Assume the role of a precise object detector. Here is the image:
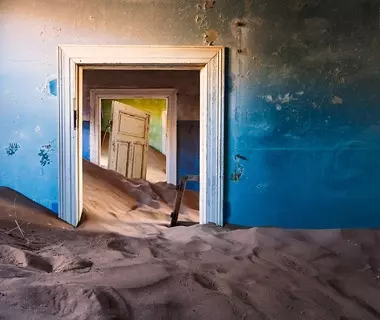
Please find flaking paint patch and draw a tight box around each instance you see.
[203,29,218,45]
[5,143,20,156]
[259,92,301,106]
[204,0,216,9]
[36,77,58,98]
[332,96,343,104]
[38,138,56,175]
[48,79,57,96]
[231,154,248,182]
[195,4,209,31]
[35,126,41,135]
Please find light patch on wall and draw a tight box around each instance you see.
[332,95,343,104]
[259,91,305,107]
[13,130,29,141]
[18,132,27,140]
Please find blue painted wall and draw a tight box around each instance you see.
[224,1,380,228]
[82,121,91,161]
[1,0,380,228]
[177,121,200,191]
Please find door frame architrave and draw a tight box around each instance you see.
[57,45,225,227]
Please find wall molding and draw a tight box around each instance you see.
[57,45,225,227]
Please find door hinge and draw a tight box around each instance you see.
[73,97,78,130]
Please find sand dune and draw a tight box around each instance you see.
[0,163,379,319]
[82,159,199,234]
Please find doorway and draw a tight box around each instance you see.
[57,45,225,227]
[100,100,165,183]
[88,88,178,185]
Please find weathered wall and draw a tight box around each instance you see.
[82,70,200,121]
[82,69,201,186]
[1,0,380,228]
[177,121,200,192]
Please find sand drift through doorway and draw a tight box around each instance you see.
[89,88,177,185]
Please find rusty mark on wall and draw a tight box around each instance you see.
[231,19,248,54]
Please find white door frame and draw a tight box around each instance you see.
[57,45,225,227]
[161,109,167,155]
[88,88,177,185]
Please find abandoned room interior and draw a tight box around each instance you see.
[1,0,380,319]
[81,69,201,227]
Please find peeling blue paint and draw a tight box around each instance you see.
[231,154,247,182]
[5,143,20,156]
[48,79,57,96]
[38,139,56,175]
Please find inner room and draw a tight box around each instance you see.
[99,98,167,183]
[81,69,200,225]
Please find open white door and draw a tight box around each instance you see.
[108,101,150,179]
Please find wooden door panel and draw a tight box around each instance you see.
[114,141,130,176]
[131,143,144,178]
[108,101,150,179]
[119,113,147,138]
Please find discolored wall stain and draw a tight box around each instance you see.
[231,154,248,182]
[203,29,218,45]
[332,96,343,105]
[204,0,216,9]
[38,139,56,175]
[5,143,20,156]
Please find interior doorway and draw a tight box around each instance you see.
[99,100,165,183]
[57,45,225,227]
[88,88,178,185]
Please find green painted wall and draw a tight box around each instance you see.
[101,99,166,153]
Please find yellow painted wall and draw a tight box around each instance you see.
[101,99,166,152]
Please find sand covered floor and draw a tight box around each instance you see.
[0,162,379,319]
[0,215,379,319]
[81,159,199,234]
